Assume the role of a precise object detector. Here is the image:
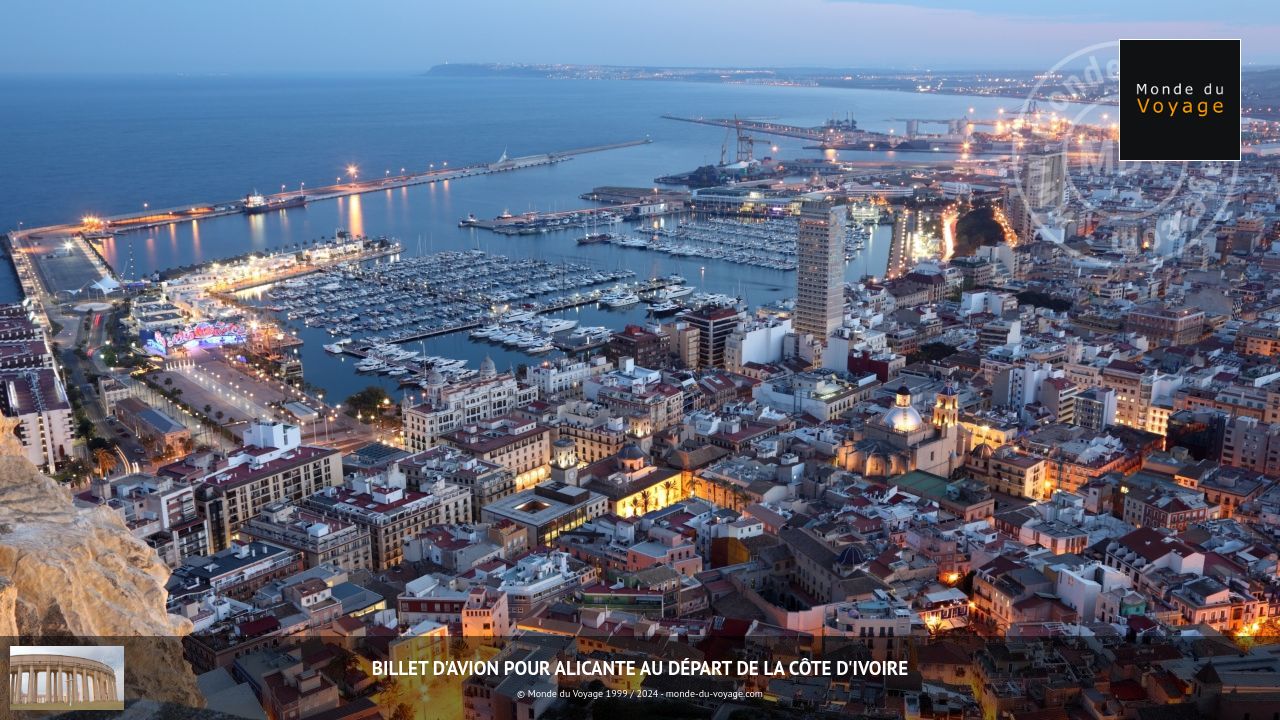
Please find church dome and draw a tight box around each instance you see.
[480,355,497,378]
[881,405,923,432]
[427,368,445,386]
[619,443,647,460]
[882,386,924,433]
[837,546,866,566]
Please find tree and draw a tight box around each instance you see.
[93,447,118,478]
[324,647,359,684]
[1015,290,1073,313]
[687,476,701,500]
[203,404,213,415]
[56,458,93,485]
[163,377,173,387]
[907,342,957,365]
[344,385,391,420]
[664,479,679,504]
[215,410,224,421]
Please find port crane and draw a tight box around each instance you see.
[718,116,755,166]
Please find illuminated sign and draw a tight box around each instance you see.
[143,321,247,356]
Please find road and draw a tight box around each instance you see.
[159,350,376,453]
[60,308,141,474]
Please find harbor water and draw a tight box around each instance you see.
[0,74,1088,399]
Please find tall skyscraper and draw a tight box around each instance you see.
[1005,149,1066,243]
[795,200,845,341]
[1020,150,1067,208]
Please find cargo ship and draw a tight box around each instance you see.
[243,192,307,214]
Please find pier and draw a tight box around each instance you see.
[464,200,683,235]
[7,138,654,300]
[661,114,839,143]
[209,242,403,294]
[89,138,655,236]
[661,114,902,150]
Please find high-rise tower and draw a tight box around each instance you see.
[795,200,845,341]
[1005,150,1066,243]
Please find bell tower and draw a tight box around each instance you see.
[550,437,579,486]
[933,382,959,431]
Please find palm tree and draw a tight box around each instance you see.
[93,447,118,478]
[687,476,701,500]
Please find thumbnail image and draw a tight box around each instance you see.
[9,646,124,711]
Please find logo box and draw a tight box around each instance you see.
[1119,39,1241,162]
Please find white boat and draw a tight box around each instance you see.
[603,292,640,308]
[648,300,681,315]
[323,343,346,354]
[539,317,578,333]
[652,285,694,301]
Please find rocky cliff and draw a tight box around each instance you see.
[0,416,202,709]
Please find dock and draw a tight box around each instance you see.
[209,241,404,294]
[353,275,678,349]
[661,114,901,150]
[8,138,656,301]
[91,138,656,236]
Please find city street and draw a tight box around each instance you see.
[156,351,376,452]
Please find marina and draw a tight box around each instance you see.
[249,248,703,371]
[256,249,639,344]
[599,212,880,270]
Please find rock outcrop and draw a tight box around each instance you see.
[0,416,202,709]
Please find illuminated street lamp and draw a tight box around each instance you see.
[347,165,358,182]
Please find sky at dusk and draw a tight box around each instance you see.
[2,0,1278,74]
